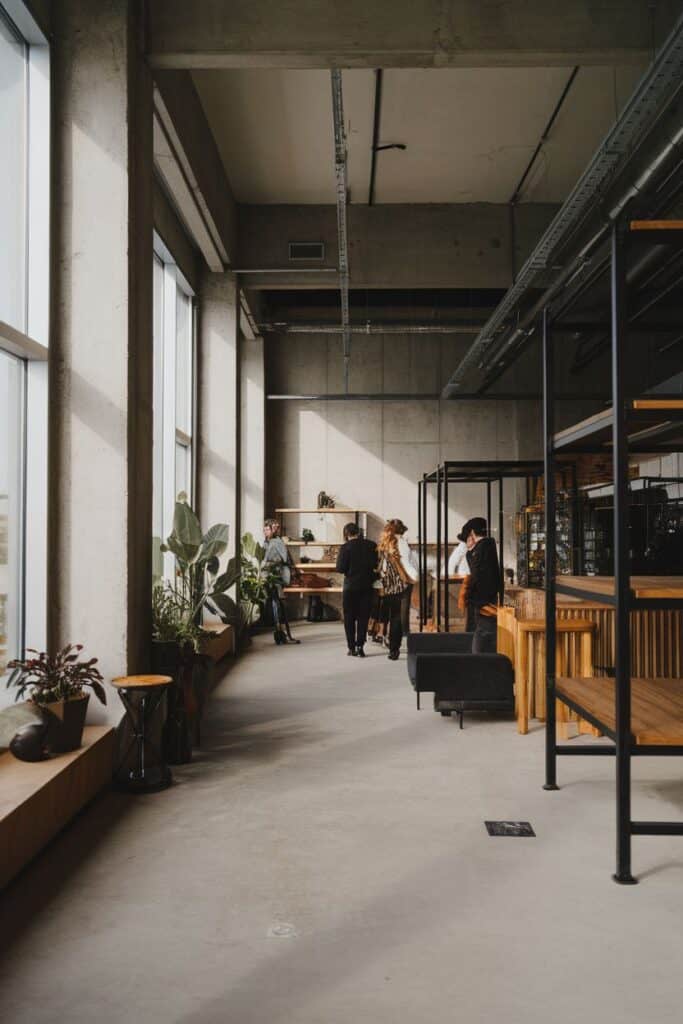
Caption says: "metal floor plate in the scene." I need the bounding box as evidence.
[485,821,536,837]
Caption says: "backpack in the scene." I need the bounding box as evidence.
[379,553,406,596]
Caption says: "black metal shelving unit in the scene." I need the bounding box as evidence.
[543,215,683,884]
[417,460,544,631]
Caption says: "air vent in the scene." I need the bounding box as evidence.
[289,241,325,261]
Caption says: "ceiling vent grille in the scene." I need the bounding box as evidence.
[289,241,325,261]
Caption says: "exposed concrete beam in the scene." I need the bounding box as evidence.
[147,0,681,69]
[153,71,238,265]
[237,203,558,289]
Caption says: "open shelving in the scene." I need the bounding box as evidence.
[276,507,368,597]
[543,215,683,883]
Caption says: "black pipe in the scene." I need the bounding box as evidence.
[509,67,580,206]
[368,70,383,206]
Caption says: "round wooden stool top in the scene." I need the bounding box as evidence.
[111,674,173,689]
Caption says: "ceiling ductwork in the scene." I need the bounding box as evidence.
[442,11,683,398]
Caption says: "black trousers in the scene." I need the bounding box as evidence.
[343,589,373,649]
[472,609,497,653]
[401,584,413,634]
[384,591,407,655]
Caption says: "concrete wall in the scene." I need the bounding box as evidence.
[240,336,265,540]
[265,333,545,585]
[49,0,153,723]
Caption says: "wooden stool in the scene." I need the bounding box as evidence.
[515,620,595,736]
[112,675,173,792]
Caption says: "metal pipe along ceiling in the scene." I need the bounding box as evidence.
[331,70,351,392]
[255,323,484,335]
[442,10,683,398]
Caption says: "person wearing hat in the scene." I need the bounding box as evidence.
[458,517,501,653]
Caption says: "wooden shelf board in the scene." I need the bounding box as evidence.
[556,676,683,746]
[558,575,683,600]
[276,508,367,514]
[630,220,683,231]
[294,563,338,570]
[284,586,343,593]
[285,541,343,547]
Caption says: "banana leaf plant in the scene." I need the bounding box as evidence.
[158,494,240,634]
[238,531,282,629]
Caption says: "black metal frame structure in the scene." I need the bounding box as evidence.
[417,460,544,631]
[543,213,683,884]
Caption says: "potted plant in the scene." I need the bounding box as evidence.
[232,532,283,645]
[152,494,239,762]
[6,644,106,754]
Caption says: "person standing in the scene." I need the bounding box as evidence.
[336,523,378,657]
[263,518,300,645]
[460,517,501,653]
[377,520,417,660]
[391,519,420,636]
[450,533,474,632]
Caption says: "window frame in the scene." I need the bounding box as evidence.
[0,1,49,680]
[152,233,197,580]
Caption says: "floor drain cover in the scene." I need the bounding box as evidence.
[485,821,535,837]
[267,923,298,938]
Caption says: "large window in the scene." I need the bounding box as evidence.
[152,240,196,578]
[0,352,24,675]
[0,10,27,332]
[0,3,49,698]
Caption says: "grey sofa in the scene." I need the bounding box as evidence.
[406,632,514,728]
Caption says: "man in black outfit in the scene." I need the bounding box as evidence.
[461,517,502,654]
[336,523,378,657]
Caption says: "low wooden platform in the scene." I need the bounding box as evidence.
[0,725,115,889]
[556,677,683,746]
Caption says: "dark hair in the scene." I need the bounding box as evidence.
[344,522,360,539]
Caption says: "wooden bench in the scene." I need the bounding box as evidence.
[0,725,114,889]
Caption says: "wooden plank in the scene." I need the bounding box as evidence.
[0,725,115,889]
[556,677,683,745]
[630,220,683,231]
[285,541,343,547]
[283,586,343,593]
[276,508,367,513]
[632,399,683,410]
[294,564,339,571]
[559,575,683,600]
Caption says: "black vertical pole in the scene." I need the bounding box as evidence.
[422,474,429,627]
[543,307,559,791]
[444,466,450,631]
[612,219,637,885]
[486,480,492,531]
[417,479,423,630]
[436,465,442,631]
[498,477,505,604]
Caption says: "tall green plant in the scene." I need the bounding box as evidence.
[154,494,240,644]
[238,532,282,630]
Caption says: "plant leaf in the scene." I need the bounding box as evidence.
[199,523,230,562]
[241,532,258,558]
[172,499,202,553]
[209,592,238,621]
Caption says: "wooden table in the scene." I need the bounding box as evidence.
[516,619,595,736]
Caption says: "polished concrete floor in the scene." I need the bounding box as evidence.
[2,623,683,1023]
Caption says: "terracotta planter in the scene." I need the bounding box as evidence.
[40,693,90,754]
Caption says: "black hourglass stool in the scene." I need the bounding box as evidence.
[112,675,173,792]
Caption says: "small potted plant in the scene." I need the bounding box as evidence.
[7,644,106,754]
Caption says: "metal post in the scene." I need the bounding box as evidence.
[543,307,559,791]
[498,477,505,604]
[423,475,429,628]
[436,465,442,631]
[418,479,424,630]
[612,219,637,885]
[444,465,450,631]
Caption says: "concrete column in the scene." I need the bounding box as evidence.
[240,336,265,538]
[197,271,240,575]
[49,0,153,722]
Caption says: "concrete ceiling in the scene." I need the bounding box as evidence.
[193,65,645,205]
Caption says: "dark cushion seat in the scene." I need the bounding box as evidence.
[406,631,473,685]
[406,632,514,728]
